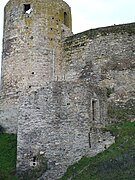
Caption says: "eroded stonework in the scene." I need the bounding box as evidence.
[0,0,135,179]
[17,82,112,179]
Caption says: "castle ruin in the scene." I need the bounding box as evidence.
[0,0,135,179]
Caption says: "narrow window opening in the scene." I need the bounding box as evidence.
[64,12,69,27]
[92,99,96,121]
[29,85,31,88]
[33,156,36,162]
[32,156,37,166]
[88,132,91,148]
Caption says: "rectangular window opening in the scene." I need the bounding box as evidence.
[24,4,31,13]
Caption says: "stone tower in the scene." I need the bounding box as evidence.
[2,0,72,92]
[1,0,72,133]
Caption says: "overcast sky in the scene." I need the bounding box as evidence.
[0,0,135,60]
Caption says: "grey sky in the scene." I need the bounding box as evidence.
[0,0,135,60]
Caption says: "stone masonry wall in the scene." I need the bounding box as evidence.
[63,23,135,122]
[17,81,114,179]
[1,0,135,179]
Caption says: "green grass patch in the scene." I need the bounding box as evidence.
[60,122,135,180]
[0,133,17,180]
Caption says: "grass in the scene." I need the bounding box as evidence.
[0,133,17,180]
[60,121,135,180]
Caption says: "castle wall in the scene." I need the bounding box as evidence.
[63,23,135,106]
[17,81,114,179]
[1,0,135,179]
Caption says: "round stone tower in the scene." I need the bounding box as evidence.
[1,0,72,95]
[0,0,72,133]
